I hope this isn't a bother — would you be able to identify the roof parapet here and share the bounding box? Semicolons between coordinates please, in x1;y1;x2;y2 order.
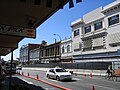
101;0;120;13
71;18;83;27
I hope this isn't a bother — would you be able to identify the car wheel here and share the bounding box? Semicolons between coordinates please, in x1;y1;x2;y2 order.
47;74;50;79
56;76;60;81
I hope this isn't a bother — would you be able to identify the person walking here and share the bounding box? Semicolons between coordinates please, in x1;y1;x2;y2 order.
106;65;113;79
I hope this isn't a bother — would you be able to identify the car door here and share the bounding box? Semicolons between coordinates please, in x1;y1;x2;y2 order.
49;69;55;78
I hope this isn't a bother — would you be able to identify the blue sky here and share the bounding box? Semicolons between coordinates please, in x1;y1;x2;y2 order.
2;0;115;60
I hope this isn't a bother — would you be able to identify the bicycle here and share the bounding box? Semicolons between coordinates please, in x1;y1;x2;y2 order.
105;70;115;80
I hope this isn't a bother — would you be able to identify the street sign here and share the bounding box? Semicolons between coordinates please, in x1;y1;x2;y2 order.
0;24;36;38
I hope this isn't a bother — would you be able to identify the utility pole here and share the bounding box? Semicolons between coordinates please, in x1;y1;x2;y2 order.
54;38;56;63
53;34;61;63
9;51;13;90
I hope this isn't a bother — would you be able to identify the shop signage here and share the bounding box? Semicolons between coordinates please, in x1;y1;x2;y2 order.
0;24;36;38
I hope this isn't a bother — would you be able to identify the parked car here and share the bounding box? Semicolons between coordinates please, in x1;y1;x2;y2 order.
46;67;72;81
16;65;22;70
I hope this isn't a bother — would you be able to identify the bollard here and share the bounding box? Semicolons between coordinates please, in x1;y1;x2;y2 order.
92;85;95;90
28;72;29;76
90;73;92;78
84;73;86;77
36;74;39;79
22;72;24;76
19;71;20;74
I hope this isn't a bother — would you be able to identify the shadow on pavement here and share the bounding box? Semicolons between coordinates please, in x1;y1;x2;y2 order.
0;76;46;90
60;79;77;82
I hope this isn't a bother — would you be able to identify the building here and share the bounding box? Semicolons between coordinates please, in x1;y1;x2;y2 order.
61;37;72;63
19;41;60;64
40;42;61;63
19;43;40;64
71;0;120;67
29;47;39;64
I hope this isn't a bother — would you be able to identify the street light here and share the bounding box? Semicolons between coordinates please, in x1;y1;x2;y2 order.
53;34;61;63
53;34;61;41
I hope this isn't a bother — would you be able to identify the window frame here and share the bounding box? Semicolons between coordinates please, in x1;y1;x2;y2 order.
62;46;65;53
84;25;91;34
108;14;119;26
74;29;79;37
94;21;103;30
67;45;70;53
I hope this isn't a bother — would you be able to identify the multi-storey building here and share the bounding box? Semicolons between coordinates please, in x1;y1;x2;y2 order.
61;37;72;63
29;47;39;64
71;0;120;67
40;42;61;63
19;43;40;64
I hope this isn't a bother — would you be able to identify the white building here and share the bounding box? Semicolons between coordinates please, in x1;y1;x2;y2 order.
61;37;72;63
29;47;39;64
71;0;120;65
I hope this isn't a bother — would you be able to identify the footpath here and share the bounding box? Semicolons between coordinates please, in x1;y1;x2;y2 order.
0;75;46;90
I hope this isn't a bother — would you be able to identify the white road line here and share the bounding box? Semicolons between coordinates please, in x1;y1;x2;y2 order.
73;78;83;81
21;78;33;84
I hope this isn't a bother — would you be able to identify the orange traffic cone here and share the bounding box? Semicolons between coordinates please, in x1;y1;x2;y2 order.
18;71;20;74
92;85;95;90
84;74;86;77
28;72;29;76
90;73;92;78
36;74;39;79
22;72;24;76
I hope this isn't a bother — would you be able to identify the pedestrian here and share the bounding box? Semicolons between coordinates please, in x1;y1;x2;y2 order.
106;65;113;77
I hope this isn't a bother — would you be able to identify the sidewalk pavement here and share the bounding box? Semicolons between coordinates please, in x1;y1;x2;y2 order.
0;75;45;90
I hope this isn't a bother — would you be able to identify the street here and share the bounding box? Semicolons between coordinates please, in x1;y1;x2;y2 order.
16;69;120;90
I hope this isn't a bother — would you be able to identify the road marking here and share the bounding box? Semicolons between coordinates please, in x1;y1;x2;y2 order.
73;78;83;81
21;78;33;84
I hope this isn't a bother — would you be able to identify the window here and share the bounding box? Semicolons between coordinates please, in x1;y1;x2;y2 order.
67;45;70;53
74;29;79;37
94;21;103;30
84;26;91;34
108;14;119;26
62;46;65;53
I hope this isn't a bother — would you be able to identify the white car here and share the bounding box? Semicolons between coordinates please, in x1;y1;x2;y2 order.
16;66;22;70
46;67;72;81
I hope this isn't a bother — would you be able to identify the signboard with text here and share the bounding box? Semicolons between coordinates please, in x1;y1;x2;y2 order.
0;24;36;38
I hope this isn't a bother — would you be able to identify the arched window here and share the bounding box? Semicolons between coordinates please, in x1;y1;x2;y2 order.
62;46;64;53
67;45;70;53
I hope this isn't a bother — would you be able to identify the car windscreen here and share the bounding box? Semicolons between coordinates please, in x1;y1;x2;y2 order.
55;69;67;72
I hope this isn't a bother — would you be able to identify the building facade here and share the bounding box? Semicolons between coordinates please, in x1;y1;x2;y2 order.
19;43;40;64
61;37;72;63
29;47;39;64
40;42;61;63
71;0;120;65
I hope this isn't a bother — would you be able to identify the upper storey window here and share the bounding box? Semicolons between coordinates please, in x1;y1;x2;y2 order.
108;14;119;26
67;45;70;53
84;25;91;34
94;21;103;30
62;46;65;53
74;29;79;37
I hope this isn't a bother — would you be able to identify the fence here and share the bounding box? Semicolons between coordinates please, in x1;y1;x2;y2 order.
24;62;112;70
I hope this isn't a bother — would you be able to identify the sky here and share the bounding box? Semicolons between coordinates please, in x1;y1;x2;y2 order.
2;0;115;61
